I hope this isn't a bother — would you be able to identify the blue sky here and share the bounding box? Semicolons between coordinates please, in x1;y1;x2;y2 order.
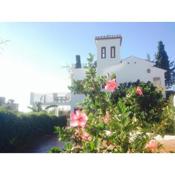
0;22;175;111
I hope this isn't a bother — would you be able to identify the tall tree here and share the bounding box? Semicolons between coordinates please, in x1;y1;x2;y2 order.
169;61;175;85
155;41;174;86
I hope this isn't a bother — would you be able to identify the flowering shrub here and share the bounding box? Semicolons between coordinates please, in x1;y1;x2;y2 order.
159;95;175;135
145;139;158;152
70;109;88;128
53;54;169;153
111;81;165;125
105;79;118;92
136;86;143;96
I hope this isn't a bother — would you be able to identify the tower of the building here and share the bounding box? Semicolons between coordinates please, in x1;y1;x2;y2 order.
95;35;122;74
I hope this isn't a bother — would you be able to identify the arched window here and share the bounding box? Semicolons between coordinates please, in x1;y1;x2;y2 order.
101;47;106;59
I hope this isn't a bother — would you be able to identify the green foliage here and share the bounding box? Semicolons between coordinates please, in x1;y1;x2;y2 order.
28;103;64;116
155;41;175;86
53;53;173;153
160;95;175;135
69;53;106;97
111;81;165;125
58;110;70;117
0;111;67;152
69;80;84;94
48;146;62;153
28;102;44;112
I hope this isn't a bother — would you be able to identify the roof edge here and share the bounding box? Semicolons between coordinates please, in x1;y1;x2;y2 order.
95;35;122;45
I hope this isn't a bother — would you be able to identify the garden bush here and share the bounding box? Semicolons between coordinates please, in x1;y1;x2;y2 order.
52;54;171;153
0;111;67;152
111;81;165;126
160;95;175;135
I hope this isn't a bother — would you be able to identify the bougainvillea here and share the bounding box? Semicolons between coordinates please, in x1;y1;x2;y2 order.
52;53;172;153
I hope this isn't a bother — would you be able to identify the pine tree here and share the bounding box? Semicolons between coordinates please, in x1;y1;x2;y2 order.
155;41;172;86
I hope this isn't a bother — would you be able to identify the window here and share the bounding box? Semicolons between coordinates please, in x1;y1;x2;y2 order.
153;77;161;87
147;68;151;73
111;46;115;58
101;47;106;59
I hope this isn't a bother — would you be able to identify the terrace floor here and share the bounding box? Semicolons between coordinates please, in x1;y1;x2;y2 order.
159;140;175;153
155;135;175;153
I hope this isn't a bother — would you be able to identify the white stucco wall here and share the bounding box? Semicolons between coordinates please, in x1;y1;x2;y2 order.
95;38;121;74
71;68;86;80
102;56;166;89
70;94;85;111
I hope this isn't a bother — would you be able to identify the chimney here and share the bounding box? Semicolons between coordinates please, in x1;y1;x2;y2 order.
75;55;81;68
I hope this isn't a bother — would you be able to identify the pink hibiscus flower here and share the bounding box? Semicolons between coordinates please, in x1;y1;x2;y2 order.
81;130;92;141
70;110;88;128
145;140;158;152
136;86;143;96
105;79;118;92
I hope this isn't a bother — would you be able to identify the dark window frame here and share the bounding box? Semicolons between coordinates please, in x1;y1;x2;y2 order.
147;68;151;73
110;46;116;58
101;47;106;59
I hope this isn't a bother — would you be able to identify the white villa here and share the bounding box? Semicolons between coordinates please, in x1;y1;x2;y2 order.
70;35;166;110
30;35;166;113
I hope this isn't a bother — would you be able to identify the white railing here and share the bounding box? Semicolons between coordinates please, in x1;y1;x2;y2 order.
31;92;71;106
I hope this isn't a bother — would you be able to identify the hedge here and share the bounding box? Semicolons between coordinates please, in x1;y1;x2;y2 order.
0;111;67;152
